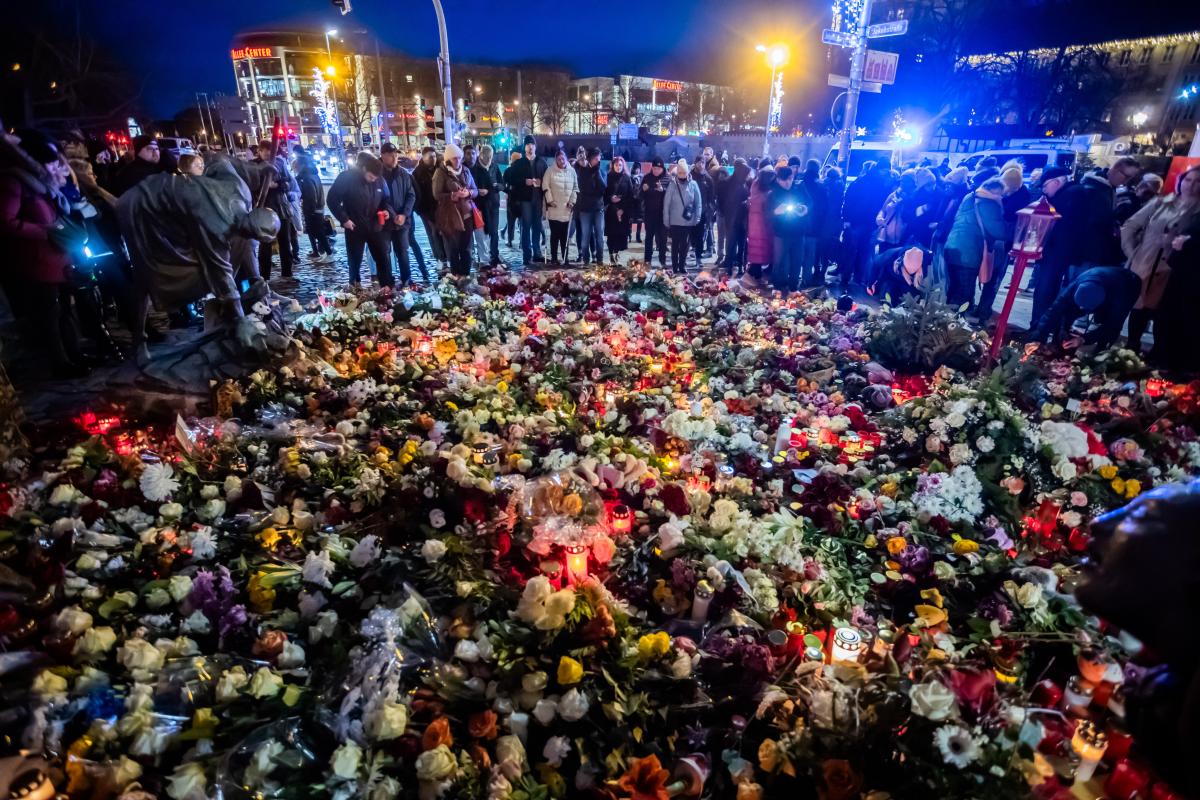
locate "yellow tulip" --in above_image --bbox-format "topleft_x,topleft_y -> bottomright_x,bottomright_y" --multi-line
557,656 -> 583,685
637,631 -> 671,661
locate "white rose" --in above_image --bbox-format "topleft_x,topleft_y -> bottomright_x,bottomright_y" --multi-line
55,606 -> 93,634
349,534 -> 381,568
144,587 -> 171,609
32,669 -> 68,697
49,484 -> 80,505
543,736 -> 571,767
119,638 -> 164,673
330,741 -> 363,780
277,641 -> 306,669
166,762 -> 207,800
533,697 -> 558,725
167,575 -> 193,602
557,688 -> 590,722
421,539 -> 448,563
73,626 -> 117,660
249,666 -> 283,698
496,735 -> 527,780
454,639 -> 481,663
429,509 -> 447,529
522,671 -> 548,693
909,680 -> 958,721
414,745 -> 456,782
1015,582 -> 1043,609
367,701 -> 409,741
216,666 -> 249,702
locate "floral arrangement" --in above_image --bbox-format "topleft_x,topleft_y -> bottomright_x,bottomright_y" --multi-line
0,264 -> 1196,800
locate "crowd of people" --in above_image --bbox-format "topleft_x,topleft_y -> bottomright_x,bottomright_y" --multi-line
2,119 -> 1199,380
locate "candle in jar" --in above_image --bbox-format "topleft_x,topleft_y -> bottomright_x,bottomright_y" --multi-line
831,627 -> 863,665
691,580 -> 713,625
1072,721 -> 1108,784
563,544 -> 588,586
1063,676 -> 1094,717
471,441 -> 490,465
610,504 -> 632,536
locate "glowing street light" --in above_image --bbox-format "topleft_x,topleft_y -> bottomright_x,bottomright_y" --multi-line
326,65 -> 336,76
1130,110 -> 1149,128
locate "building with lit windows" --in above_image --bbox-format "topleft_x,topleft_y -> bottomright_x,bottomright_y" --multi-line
230,32 -> 339,147
566,75 -> 733,135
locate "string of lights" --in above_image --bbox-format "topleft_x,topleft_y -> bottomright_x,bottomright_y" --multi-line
966,29 -> 1200,63
831,0 -> 866,34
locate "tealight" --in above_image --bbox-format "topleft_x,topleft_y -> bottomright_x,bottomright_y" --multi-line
831,627 -> 863,665
610,504 -> 632,536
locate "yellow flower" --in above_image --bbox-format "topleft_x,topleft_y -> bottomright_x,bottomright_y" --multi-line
637,631 -> 671,661
557,656 -> 583,685
373,446 -> 392,466
952,539 -> 980,556
1099,465 -> 1118,480
915,604 -> 948,627
258,527 -> 281,549
863,534 -> 877,548
445,401 -> 459,411
537,764 -> 566,798
1124,479 -> 1142,498
248,571 -> 276,613
1111,477 -> 1126,495
192,707 -> 218,734
880,481 -> 898,497
920,588 -> 944,608
886,537 -> 907,556
497,380 -> 509,393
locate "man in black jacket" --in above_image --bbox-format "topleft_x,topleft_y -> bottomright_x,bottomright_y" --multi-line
640,158 -> 669,267
111,135 -> 162,196
575,147 -> 607,264
840,159 -> 894,286
412,147 -> 446,269
381,143 -> 424,286
1033,167 -> 1118,323
689,156 -> 715,268
472,144 -> 503,267
294,147 -> 333,263
326,152 -> 394,288
503,136 -> 547,265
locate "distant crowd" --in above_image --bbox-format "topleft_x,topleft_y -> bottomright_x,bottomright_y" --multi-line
2,122 -> 1198,381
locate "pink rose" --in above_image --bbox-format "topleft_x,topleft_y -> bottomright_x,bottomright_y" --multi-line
1070,491 -> 1088,507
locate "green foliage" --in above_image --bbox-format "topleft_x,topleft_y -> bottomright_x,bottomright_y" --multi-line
867,294 -> 985,374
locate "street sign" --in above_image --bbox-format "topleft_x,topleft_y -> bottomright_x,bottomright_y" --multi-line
618,123 -> 639,140
821,28 -> 858,48
864,50 -> 899,85
867,19 -> 908,38
827,74 -> 883,93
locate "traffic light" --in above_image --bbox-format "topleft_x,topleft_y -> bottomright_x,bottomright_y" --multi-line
429,105 -> 446,143
331,0 -> 352,14
493,128 -> 511,151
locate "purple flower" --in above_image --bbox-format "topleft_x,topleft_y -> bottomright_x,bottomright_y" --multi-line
977,594 -> 1014,626
987,527 -> 1014,551
219,604 -> 249,641
898,545 -> 932,576
187,569 -> 218,616
670,559 -> 697,593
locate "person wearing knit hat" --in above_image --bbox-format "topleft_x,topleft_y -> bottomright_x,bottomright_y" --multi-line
111,135 -> 162,196
944,166 -> 969,185
913,167 -> 936,189
504,134 -> 547,264
326,149 -> 395,288
1000,167 -> 1024,195
523,135 -> 536,147
976,164 -> 1032,320
432,139 -> 479,276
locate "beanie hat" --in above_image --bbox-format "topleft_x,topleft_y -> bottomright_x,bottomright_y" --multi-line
523,135 -> 536,146
1000,167 -> 1024,193
14,129 -> 59,164
1040,166 -> 1072,184
132,134 -> 156,154
586,146 -> 601,159
444,142 -> 464,162
913,167 -> 936,189
358,152 -> 383,176
945,166 -> 969,185
1073,279 -> 1105,311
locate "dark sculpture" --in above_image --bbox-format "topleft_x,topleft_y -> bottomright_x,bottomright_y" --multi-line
117,157 -> 297,386
1076,481 -> 1200,796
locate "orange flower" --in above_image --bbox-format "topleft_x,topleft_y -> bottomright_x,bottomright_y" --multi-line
468,710 -> 498,740
421,715 -> 453,751
617,754 -> 671,800
885,536 -> 907,556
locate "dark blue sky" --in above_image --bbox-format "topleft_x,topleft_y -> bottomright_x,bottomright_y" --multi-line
39,0 -> 1200,119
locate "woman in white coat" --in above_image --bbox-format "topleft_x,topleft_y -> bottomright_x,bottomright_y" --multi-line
541,149 -> 579,265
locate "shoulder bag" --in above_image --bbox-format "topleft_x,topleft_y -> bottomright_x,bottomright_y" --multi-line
974,201 -> 995,285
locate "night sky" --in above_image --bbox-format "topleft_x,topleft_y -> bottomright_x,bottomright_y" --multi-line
23,0 -> 1200,119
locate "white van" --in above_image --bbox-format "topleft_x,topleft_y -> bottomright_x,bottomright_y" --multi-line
952,147 -> 1076,175
823,140 -> 910,180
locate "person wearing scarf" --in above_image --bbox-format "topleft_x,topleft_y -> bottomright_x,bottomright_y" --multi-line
432,143 -> 479,276
605,156 -> 635,264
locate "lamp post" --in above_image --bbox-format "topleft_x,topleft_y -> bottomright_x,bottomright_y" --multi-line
431,0 -> 456,144
755,44 -> 788,160
324,29 -> 346,166
987,197 -> 1062,364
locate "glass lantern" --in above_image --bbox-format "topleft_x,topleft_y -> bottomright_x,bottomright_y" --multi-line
1013,196 -> 1062,256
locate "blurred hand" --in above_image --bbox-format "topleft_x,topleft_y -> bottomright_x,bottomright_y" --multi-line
1173,235 -> 1191,251
343,220 -> 356,231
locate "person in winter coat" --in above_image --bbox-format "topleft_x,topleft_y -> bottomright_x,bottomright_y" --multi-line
975,166 -> 1032,321
663,159 -> 702,275
629,162 -> 645,243
503,136 -> 547,265
0,128 -> 86,376
841,159 -> 895,286
381,142 -> 422,285
1033,167 -> 1120,323
432,143 -> 479,276
901,167 -> 941,250
689,156 -> 715,267
721,159 -> 752,276
110,135 -> 162,196
605,156 -> 635,263
1153,168 -> 1200,370
818,166 -> 845,285
943,176 -> 1007,311
798,160 -> 826,287
574,147 -> 607,265
541,149 -> 579,265
1026,266 -> 1142,350
1115,173 -> 1164,226
294,149 -> 333,263
1120,164 -> 1200,357
412,147 -> 447,267
504,150 -> 521,247
710,158 -> 730,265
326,151 -> 395,287
876,171 -> 915,250
470,144 -> 502,267
251,138 -> 300,279
747,167 -> 777,279
641,158 -> 670,267
768,166 -> 817,292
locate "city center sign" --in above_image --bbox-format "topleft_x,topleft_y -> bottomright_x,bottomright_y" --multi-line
652,79 -> 684,92
231,46 -> 274,60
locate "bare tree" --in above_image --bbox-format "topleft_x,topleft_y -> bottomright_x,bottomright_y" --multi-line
337,56 -> 376,146
527,72 -> 572,135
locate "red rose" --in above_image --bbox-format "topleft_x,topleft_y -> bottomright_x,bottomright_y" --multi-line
947,668 -> 997,719
658,484 -> 691,517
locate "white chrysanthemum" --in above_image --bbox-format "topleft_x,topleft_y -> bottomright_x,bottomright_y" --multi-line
139,462 -> 179,502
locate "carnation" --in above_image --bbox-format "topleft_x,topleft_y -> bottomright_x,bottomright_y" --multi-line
139,462 -> 179,502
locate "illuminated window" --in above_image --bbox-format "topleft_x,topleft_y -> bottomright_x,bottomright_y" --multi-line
406,74 -> 414,82
1139,47 -> 1153,64
1119,49 -> 1132,65
1191,44 -> 1200,64
1163,44 -> 1177,63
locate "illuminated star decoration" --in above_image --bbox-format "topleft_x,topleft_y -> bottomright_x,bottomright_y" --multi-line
310,67 -> 340,135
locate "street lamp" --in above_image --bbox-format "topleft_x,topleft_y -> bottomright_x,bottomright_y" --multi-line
755,43 -> 788,160
325,29 -> 346,165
